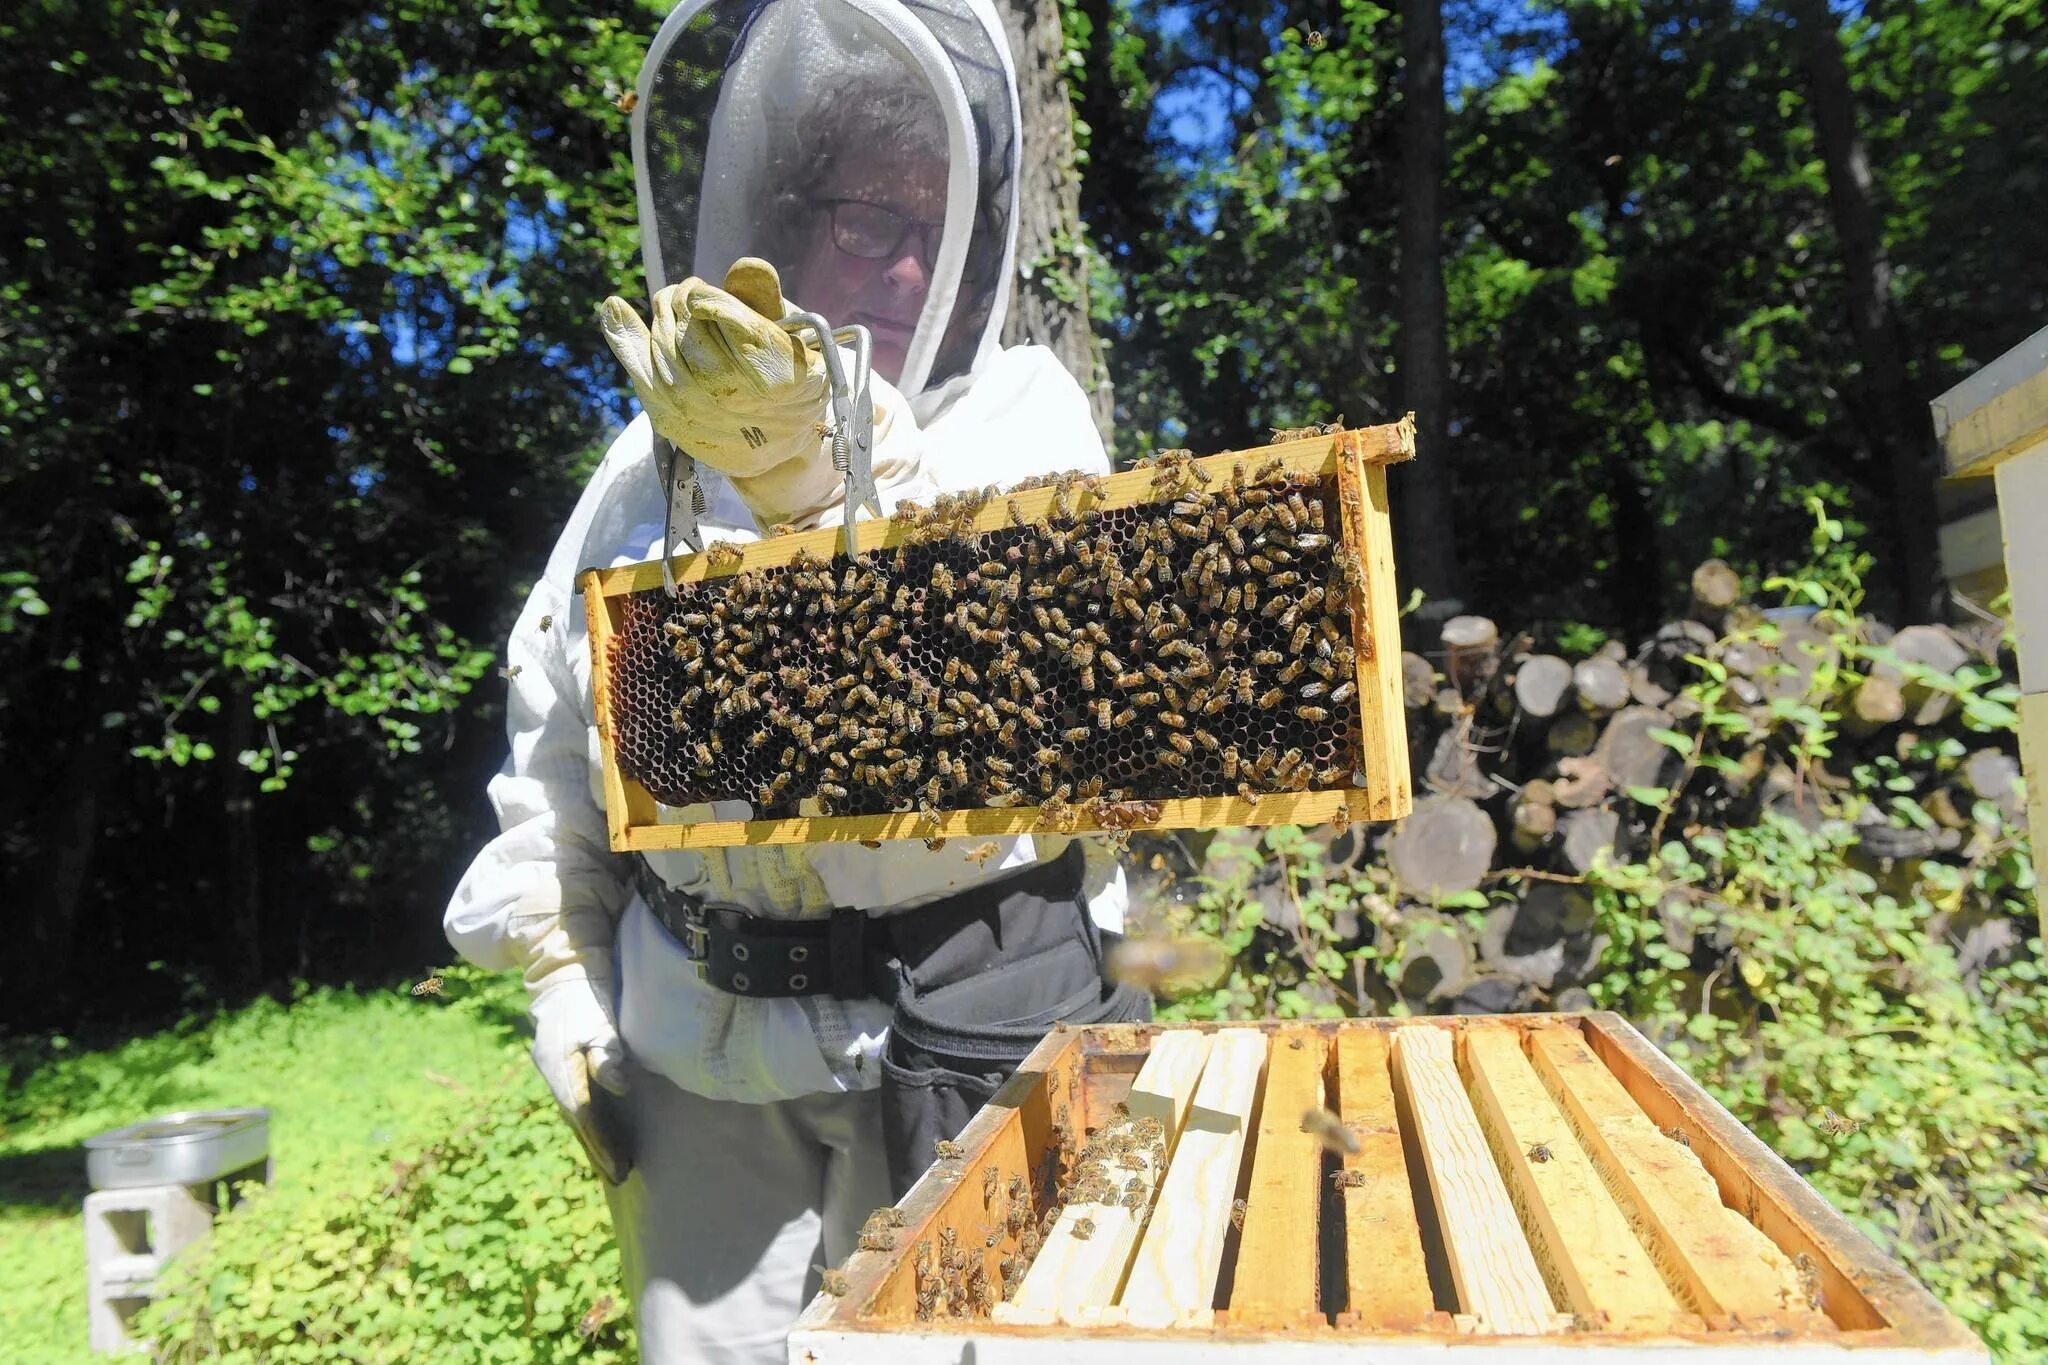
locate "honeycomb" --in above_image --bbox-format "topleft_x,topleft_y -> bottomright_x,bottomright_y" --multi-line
603,454 -> 1365,831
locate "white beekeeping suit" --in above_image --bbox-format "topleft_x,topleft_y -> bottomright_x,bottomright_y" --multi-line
444,2 -> 1140,1358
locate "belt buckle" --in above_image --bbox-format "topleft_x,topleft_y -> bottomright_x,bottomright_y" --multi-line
680,903 -> 711,980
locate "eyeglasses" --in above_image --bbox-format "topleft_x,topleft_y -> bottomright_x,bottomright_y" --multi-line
812,198 -> 944,266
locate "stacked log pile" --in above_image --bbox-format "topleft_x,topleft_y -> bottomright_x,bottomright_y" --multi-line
1135,560 -> 2029,1018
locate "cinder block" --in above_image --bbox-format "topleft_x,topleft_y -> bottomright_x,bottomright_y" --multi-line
83,1184 -> 214,1354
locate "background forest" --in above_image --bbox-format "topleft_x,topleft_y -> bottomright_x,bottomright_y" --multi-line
4,0 -> 2043,1022
1,0 -> 2045,1360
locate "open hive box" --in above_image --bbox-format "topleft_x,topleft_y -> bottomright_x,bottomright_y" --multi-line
577,422 -> 1415,850
789,1016 -> 1986,1363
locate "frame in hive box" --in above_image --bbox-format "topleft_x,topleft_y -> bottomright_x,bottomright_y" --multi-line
576,422 -> 1416,852
788,1015 -> 1986,1363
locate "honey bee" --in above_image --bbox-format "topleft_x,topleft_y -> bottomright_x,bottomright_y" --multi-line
705,541 -> 744,569
1300,1107 -> 1362,1155
1297,705 -> 1330,723
410,976 -> 443,997
1072,1216 -> 1096,1241
535,614 -> 553,633
1526,1142 -> 1553,1163
1793,1251 -> 1823,1312
915,1282 -> 941,1321
1663,1124 -> 1693,1149
1816,1107 -> 1866,1137
577,1293 -> 617,1337
1105,935 -> 1228,993
1329,1168 -> 1367,1189
614,88 -> 641,113
857,1226 -> 896,1252
1230,1198 -> 1248,1232
935,1139 -> 965,1161
1258,687 -> 1285,710
1328,679 -> 1355,705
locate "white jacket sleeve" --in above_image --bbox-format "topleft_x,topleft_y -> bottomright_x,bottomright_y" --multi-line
444,571 -> 629,993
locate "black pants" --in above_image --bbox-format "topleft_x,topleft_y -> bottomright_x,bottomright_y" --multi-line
876,843 -> 1150,1198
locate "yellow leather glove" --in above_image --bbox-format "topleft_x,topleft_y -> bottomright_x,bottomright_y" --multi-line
601,258 -> 850,530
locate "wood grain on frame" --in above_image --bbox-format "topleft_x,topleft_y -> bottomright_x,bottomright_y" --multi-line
1336,419 -> 1416,821
1524,1024 -> 1813,1330
1120,1029 -> 1267,1328
1226,1028 -> 1328,1329
1001,1030 -> 1214,1324
1460,1026 -> 1695,1334
1334,1026 -> 1437,1330
1392,1027 -> 1567,1335
580,425 -> 1417,852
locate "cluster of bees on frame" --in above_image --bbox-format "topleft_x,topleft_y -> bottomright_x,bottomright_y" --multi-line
605,447 -> 1369,835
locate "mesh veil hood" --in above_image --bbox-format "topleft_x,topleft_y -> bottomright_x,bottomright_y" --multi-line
631,0 -> 1021,405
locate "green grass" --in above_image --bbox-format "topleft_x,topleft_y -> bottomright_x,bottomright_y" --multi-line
0,978 -> 529,1363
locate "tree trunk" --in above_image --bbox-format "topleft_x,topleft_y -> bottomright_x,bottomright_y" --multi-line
224,682 -> 264,986
1396,0 -> 1462,612
995,0 -> 1117,447
1786,0 -> 1941,620
21,715 -> 117,1011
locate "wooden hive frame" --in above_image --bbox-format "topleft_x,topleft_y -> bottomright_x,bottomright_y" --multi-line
787,1015 -> 1986,1364
576,422 -> 1416,852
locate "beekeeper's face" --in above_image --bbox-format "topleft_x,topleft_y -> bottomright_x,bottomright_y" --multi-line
793,151 -> 948,383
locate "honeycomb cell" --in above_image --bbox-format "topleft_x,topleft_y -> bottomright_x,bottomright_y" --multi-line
602,467 -> 1363,821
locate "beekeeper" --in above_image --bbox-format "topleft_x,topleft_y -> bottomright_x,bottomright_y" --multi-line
443,1 -> 1147,1359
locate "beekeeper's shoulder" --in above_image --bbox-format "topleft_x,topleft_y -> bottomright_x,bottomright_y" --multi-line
926,345 -> 1107,484
539,413 -> 662,588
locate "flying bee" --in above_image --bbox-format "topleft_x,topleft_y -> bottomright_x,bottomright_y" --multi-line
1301,1107 -> 1361,1155
1105,934 -> 1228,993
1526,1141 -> 1554,1164
1816,1107 -> 1866,1137
410,976 -> 443,997
498,664 -> 522,680
577,1293 -> 617,1337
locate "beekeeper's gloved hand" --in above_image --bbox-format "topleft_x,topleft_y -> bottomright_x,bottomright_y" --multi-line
529,943 -> 631,1185
600,257 -> 926,531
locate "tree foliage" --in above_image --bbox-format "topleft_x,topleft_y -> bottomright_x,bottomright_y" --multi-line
2,0 -> 2044,1024
1,0 -> 652,1018
1078,0 -> 2048,627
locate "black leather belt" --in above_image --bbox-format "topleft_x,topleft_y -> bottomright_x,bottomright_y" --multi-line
632,844 -> 1086,1002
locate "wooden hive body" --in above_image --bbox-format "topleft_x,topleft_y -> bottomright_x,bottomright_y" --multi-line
788,1015 -> 1985,1363
577,423 -> 1415,851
